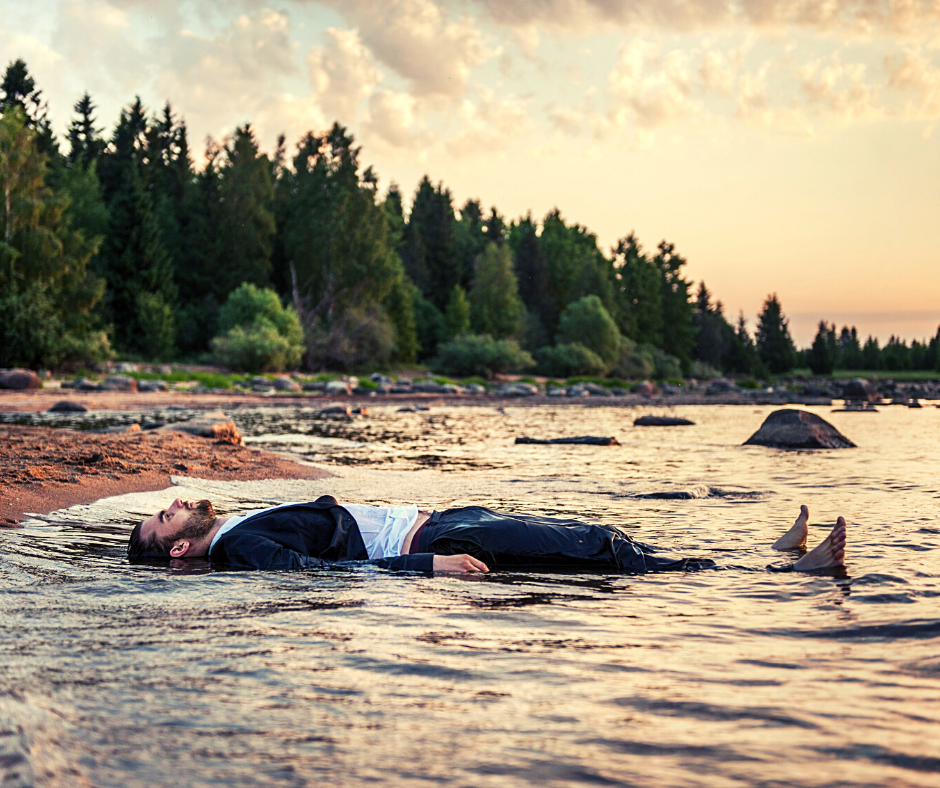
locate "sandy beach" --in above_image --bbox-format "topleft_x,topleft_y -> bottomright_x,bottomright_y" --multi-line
0,424 -> 330,524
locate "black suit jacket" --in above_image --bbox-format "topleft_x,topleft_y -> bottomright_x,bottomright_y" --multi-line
209,495 -> 434,573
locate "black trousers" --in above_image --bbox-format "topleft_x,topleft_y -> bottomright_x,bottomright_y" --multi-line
417,506 -> 715,574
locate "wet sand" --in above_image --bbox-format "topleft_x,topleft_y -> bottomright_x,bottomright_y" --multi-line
0,424 -> 331,524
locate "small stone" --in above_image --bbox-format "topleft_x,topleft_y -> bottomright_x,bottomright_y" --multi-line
138,379 -> 168,392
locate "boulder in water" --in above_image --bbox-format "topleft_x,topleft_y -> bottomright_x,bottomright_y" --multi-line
743,409 -> 855,449
840,378 -> 877,403
634,415 -> 694,426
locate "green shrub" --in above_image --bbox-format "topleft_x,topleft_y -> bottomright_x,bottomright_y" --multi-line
433,334 -> 534,377
646,345 -> 682,380
611,337 -> 653,380
535,342 -> 607,377
737,378 -> 760,389
690,360 -> 722,380
555,295 -> 620,366
212,283 -> 304,373
212,320 -> 303,374
305,304 -> 395,370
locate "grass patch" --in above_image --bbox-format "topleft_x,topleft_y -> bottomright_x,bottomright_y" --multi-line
736,378 -> 761,389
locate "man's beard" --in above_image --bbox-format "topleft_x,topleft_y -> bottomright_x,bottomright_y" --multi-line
173,500 -> 217,542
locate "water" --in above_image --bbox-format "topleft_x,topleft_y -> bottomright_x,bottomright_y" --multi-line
1,403 -> 938,787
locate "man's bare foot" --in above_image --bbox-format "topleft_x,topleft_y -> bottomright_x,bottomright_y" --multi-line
773,505 -> 809,550
793,517 -> 846,571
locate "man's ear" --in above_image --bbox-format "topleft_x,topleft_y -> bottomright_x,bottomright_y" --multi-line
169,540 -> 190,558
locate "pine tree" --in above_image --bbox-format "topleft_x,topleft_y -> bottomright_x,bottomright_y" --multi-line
612,232 -> 662,346
403,176 -> 461,310
101,158 -> 176,355
66,93 -> 105,169
807,321 -> 838,374
755,293 -> 796,374
470,242 -> 523,339
0,108 -> 106,367
654,240 -> 695,371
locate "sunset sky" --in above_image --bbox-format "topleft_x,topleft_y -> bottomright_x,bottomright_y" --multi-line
2,0 -> 938,345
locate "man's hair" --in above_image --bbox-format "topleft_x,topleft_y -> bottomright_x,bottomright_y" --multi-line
127,521 -> 175,561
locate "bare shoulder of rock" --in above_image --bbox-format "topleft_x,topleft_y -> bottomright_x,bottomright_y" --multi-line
743,409 -> 855,450
159,410 -> 242,444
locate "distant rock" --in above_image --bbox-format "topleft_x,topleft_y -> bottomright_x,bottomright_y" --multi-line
631,380 -> 655,396
582,382 -> 612,396
515,436 -> 620,446
389,385 -> 413,394
114,362 -> 139,373
303,381 -> 326,391
273,376 -> 301,392
98,375 -> 138,392
566,384 -> 591,397
73,377 -> 100,391
325,379 -> 352,395
743,409 -> 855,449
138,379 -> 168,392
706,378 -> 739,395
161,410 -> 242,444
370,373 -> 395,386
634,415 -> 694,426
412,380 -> 444,393
463,383 -> 486,395
840,378 -> 877,403
48,400 -> 88,413
498,382 -> 539,397
547,386 -> 567,397
320,405 -> 352,416
0,368 -> 41,390
440,383 -> 462,394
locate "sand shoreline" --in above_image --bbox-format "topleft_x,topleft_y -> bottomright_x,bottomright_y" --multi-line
0,424 -> 331,524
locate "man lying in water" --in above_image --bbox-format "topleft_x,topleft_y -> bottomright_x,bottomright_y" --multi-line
128,497 -> 846,574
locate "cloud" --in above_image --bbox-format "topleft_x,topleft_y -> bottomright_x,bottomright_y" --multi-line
470,0 -> 940,37
885,48 -> 940,118
446,87 -> 531,155
320,0 -> 492,97
606,41 -> 701,130
307,28 -> 382,124
800,56 -> 877,122
361,89 -> 425,149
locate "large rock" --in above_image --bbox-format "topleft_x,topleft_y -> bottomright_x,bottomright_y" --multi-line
73,376 -> 100,391
0,369 -> 41,390
161,410 -> 242,444
631,380 -> 655,396
98,375 -> 138,392
840,378 -> 877,403
743,409 -> 855,449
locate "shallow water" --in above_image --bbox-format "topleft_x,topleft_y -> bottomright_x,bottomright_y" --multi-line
1,403 -> 938,787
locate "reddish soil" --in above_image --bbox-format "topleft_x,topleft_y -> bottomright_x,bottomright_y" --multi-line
0,425 -> 331,524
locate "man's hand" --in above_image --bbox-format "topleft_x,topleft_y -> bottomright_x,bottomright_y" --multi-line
433,554 -> 489,574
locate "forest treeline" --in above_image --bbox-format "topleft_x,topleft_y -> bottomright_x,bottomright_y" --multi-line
2,58 -> 938,377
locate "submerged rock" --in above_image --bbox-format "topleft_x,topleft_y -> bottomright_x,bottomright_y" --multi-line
515,436 -> 620,446
743,409 -> 855,449
634,415 -> 694,426
48,400 -> 88,413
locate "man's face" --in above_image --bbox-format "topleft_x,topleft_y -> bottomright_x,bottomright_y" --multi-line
140,498 -> 216,550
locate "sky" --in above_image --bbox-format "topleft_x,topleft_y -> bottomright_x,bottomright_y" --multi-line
1,0 -> 938,346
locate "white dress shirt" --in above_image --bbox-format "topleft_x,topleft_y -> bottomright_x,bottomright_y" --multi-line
208,501 -> 418,559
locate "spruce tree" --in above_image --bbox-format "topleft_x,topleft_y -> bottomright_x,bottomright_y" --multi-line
755,294 -> 796,374
403,176 -> 460,310
0,59 -> 58,162
612,232 -> 662,346
66,93 -> 105,169
807,321 -> 838,374
654,240 -> 695,370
